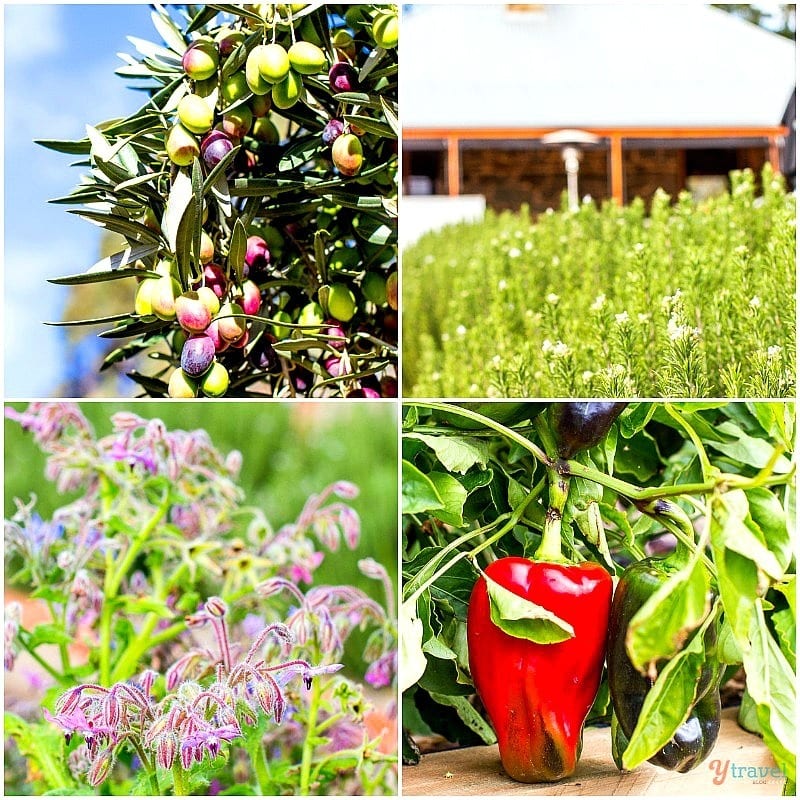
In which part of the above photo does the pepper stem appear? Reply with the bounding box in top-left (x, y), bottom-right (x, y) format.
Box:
top-left (535, 466), bottom-right (570, 562)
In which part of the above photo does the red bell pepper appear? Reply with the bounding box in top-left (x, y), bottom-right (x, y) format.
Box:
top-left (467, 557), bottom-right (612, 782)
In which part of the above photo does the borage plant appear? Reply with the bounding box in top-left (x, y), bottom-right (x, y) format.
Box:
top-left (4, 403), bottom-right (397, 795)
top-left (40, 4), bottom-right (398, 398)
top-left (401, 402), bottom-right (795, 792)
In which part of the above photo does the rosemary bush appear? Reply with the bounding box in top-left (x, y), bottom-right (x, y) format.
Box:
top-left (403, 166), bottom-right (795, 398)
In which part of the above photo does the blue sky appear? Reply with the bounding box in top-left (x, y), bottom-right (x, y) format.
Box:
top-left (4, 4), bottom-right (160, 397)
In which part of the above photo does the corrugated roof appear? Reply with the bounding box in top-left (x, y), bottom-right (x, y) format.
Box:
top-left (402, 4), bottom-right (796, 129)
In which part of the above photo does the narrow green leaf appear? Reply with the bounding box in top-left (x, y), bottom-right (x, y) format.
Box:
top-left (484, 573), bottom-right (574, 644)
top-left (279, 135), bottom-right (322, 171)
top-left (163, 167), bottom-right (194, 253)
top-left (190, 158), bottom-right (204, 280)
top-left (126, 35), bottom-right (179, 62)
top-left (201, 145), bottom-right (240, 194)
top-left (67, 210), bottom-right (160, 243)
top-left (229, 176), bottom-right (306, 196)
top-left (35, 138), bottom-right (92, 155)
top-left (150, 8), bottom-right (187, 54)
top-left (45, 313), bottom-right (133, 327)
top-left (210, 172), bottom-right (232, 219)
top-left (187, 5), bottom-right (221, 32)
top-left (98, 317), bottom-right (168, 339)
top-left (380, 96), bottom-right (399, 136)
top-left (174, 192), bottom-right (198, 290)
top-left (229, 218), bottom-right (247, 285)
top-left (343, 114), bottom-right (395, 138)
top-left (48, 269), bottom-right (158, 286)
top-left (352, 212), bottom-right (395, 245)
top-left (126, 371), bottom-right (169, 396)
top-left (331, 91), bottom-right (380, 107)
top-left (358, 46), bottom-right (386, 82)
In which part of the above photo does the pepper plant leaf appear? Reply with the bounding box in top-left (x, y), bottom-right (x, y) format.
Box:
top-left (399, 599), bottom-right (429, 693)
top-left (404, 433), bottom-right (489, 475)
top-left (744, 600), bottom-right (797, 783)
top-left (622, 602), bottom-right (719, 770)
top-left (426, 472), bottom-right (467, 528)
top-left (484, 573), bottom-right (574, 644)
top-left (626, 556), bottom-right (710, 676)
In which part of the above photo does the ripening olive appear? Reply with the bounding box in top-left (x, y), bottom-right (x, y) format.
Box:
top-left (166, 123), bottom-right (200, 166)
top-left (168, 368), bottom-right (199, 398)
top-left (271, 70), bottom-right (302, 109)
top-left (326, 282), bottom-right (357, 322)
top-left (255, 43), bottom-right (290, 83)
top-left (182, 39), bottom-right (219, 81)
top-left (331, 133), bottom-right (363, 176)
top-left (288, 41), bottom-right (327, 75)
top-left (177, 94), bottom-right (215, 134)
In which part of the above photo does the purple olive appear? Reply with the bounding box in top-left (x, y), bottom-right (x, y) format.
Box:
top-left (201, 130), bottom-right (234, 167)
top-left (347, 387), bottom-right (381, 398)
top-left (328, 62), bottom-right (358, 93)
top-left (245, 235), bottom-right (271, 273)
top-left (180, 334), bottom-right (216, 377)
top-left (322, 119), bottom-right (345, 146)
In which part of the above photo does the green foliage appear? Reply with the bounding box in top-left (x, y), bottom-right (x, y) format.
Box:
top-left (402, 401), bottom-right (795, 780)
top-left (4, 402), bottom-right (397, 597)
top-left (403, 167), bottom-right (795, 398)
top-left (40, 4), bottom-right (398, 397)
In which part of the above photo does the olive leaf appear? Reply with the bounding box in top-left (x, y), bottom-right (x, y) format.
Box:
top-left (484, 573), bottom-right (574, 644)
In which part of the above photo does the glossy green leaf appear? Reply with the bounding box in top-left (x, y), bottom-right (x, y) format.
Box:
top-left (426, 472), bottom-right (468, 528)
top-left (404, 433), bottom-right (489, 475)
top-left (744, 600), bottom-right (796, 783)
top-left (484, 573), bottom-right (574, 644)
top-left (229, 218), bottom-right (248, 286)
top-left (67, 209), bottom-right (160, 243)
top-left (622, 605), bottom-right (718, 770)
top-left (402, 460), bottom-right (444, 515)
top-left (626, 557), bottom-right (710, 674)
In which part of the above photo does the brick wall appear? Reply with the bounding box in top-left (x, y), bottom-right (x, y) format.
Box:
top-left (460, 147), bottom-right (608, 212)
top-left (457, 144), bottom-right (770, 213)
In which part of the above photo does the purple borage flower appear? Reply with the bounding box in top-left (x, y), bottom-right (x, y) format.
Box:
top-left (44, 597), bottom-right (342, 783)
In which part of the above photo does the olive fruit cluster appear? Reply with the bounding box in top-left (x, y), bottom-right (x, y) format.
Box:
top-left (44, 4), bottom-right (398, 398)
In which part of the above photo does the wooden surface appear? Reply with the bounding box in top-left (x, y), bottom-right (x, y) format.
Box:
top-left (402, 708), bottom-right (784, 796)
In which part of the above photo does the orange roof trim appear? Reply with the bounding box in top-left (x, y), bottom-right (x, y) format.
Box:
top-left (404, 125), bottom-right (788, 141)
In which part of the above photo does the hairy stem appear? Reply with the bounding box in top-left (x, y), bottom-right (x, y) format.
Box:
top-left (299, 651), bottom-right (324, 795)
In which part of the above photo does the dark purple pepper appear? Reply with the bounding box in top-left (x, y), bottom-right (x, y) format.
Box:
top-left (550, 402), bottom-right (629, 459)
